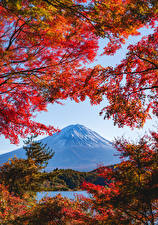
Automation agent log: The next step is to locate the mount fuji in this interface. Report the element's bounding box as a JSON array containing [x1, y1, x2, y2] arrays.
[[0, 124, 121, 171]]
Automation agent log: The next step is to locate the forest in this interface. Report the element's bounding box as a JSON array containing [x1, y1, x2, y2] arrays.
[[38, 168, 107, 191], [0, 0, 157, 224]]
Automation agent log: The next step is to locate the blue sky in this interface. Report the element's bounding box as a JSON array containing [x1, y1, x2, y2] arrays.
[[0, 27, 156, 154]]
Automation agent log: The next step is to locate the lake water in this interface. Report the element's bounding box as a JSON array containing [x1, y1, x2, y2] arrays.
[[37, 191, 90, 201]]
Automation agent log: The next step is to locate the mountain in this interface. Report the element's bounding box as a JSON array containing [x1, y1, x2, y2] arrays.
[[0, 124, 121, 171]]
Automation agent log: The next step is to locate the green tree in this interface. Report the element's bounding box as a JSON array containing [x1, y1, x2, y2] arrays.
[[0, 137, 54, 198], [24, 135, 54, 169], [0, 157, 40, 198]]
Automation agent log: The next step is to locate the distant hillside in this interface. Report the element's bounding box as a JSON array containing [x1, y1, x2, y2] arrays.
[[41, 168, 106, 191], [0, 124, 121, 171]]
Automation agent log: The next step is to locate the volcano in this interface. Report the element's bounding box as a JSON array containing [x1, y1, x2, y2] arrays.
[[0, 124, 120, 171]]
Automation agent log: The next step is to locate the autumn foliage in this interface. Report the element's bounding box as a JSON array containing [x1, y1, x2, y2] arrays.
[[0, 0, 99, 143], [14, 194, 95, 225], [0, 0, 157, 143], [98, 29, 158, 128], [0, 184, 27, 224], [0, 0, 158, 224], [2, 132, 156, 224], [82, 132, 158, 224]]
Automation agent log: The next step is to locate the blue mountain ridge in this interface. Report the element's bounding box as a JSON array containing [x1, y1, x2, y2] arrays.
[[0, 124, 121, 171]]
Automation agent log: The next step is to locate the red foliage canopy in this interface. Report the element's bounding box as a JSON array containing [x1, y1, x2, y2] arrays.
[[0, 0, 157, 143], [0, 2, 99, 143], [98, 29, 158, 128], [82, 132, 158, 224]]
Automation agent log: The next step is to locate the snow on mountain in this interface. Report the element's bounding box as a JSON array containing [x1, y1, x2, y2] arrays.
[[0, 124, 121, 171]]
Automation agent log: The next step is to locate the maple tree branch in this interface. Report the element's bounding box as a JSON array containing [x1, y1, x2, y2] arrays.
[[122, 67, 157, 75], [0, 27, 11, 39], [0, 77, 11, 86], [104, 67, 158, 79], [2, 60, 29, 67], [139, 86, 158, 91], [43, 0, 110, 37], [135, 54, 158, 69], [128, 85, 158, 97], [123, 206, 150, 224], [0, 87, 18, 95], [0, 52, 83, 80], [0, 3, 44, 40], [5, 20, 27, 51]]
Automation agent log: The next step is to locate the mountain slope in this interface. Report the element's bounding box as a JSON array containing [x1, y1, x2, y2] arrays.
[[0, 124, 120, 171]]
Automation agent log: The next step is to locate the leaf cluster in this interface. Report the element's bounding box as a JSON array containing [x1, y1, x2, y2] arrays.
[[82, 132, 158, 224]]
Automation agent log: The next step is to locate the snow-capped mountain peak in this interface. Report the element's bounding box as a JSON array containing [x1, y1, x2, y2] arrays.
[[0, 124, 121, 171], [47, 124, 112, 147]]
